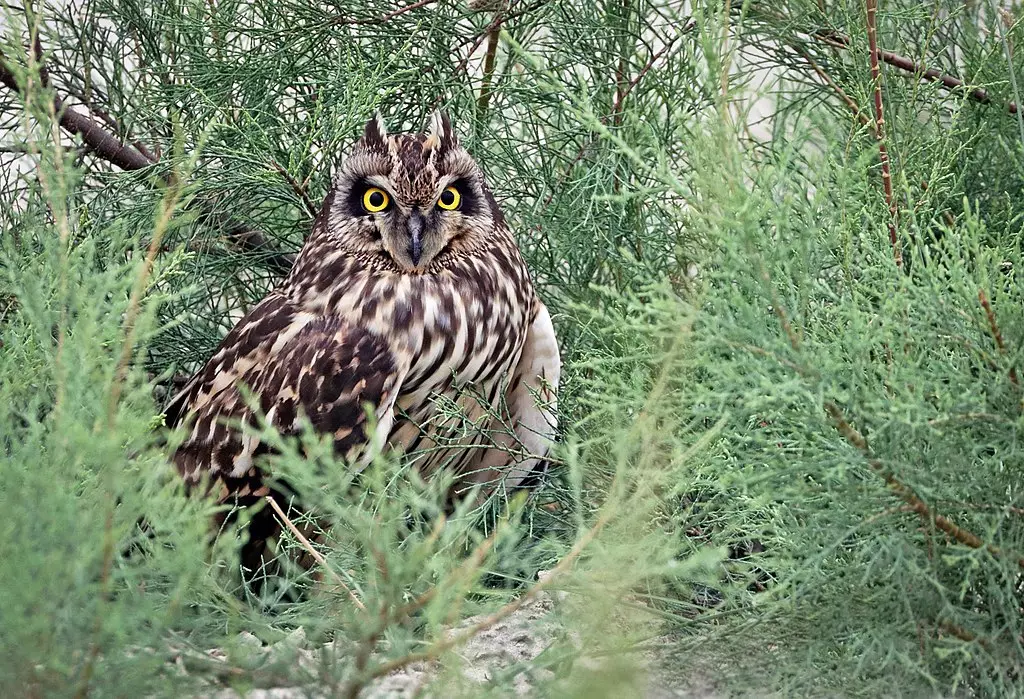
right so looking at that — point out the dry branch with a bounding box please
[812,29,1020,115]
[797,47,874,132]
[864,0,902,269]
[0,49,295,275]
[271,160,318,218]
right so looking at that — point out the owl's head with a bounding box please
[323,111,504,272]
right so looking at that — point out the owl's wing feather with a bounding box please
[167,292,401,500]
[461,300,561,494]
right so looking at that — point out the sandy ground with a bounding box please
[187,589,734,699]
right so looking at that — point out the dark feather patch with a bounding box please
[361,113,388,152]
[167,293,399,487]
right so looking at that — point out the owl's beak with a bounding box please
[407,211,425,265]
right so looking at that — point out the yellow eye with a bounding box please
[362,187,389,213]
[437,185,461,211]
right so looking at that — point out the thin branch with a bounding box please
[613,36,679,117]
[612,0,631,130]
[993,5,1024,143]
[476,15,503,114]
[796,47,874,132]
[265,495,366,611]
[812,29,1019,115]
[0,48,295,275]
[271,160,318,218]
[760,263,1023,569]
[825,401,1024,570]
[978,289,1019,386]
[63,83,159,163]
[333,0,438,25]
[864,0,902,269]
[936,619,991,650]
[0,50,154,171]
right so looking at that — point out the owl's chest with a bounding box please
[327,260,532,397]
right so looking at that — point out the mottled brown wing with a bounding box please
[166,292,401,499]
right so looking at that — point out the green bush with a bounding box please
[2,0,1023,696]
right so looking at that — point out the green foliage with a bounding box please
[3,0,1024,696]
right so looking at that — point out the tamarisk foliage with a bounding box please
[1,0,1023,696]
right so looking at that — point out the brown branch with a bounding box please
[877,48,1014,112]
[825,401,1024,570]
[978,289,1019,386]
[63,83,159,163]
[762,264,803,352]
[612,0,631,130]
[333,0,438,25]
[475,4,503,114]
[271,161,318,218]
[0,48,295,275]
[936,619,991,650]
[760,250,1024,572]
[797,47,874,132]
[865,0,902,269]
[0,51,155,171]
[613,37,679,118]
[812,29,1019,115]
[476,15,503,113]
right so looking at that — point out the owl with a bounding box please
[165,111,560,576]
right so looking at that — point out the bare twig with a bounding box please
[936,619,991,649]
[0,48,295,275]
[451,0,551,82]
[63,83,159,163]
[811,29,1019,115]
[797,47,874,132]
[476,15,503,114]
[265,495,366,611]
[761,263,803,352]
[613,37,678,118]
[978,289,1019,386]
[864,0,901,269]
[0,50,154,171]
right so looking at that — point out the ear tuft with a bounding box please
[361,112,388,150]
[424,110,457,152]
